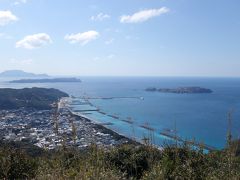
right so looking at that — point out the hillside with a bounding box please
[0,140,240,179]
[0,87,68,110]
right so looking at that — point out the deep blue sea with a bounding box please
[1,77,240,149]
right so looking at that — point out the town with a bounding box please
[0,100,131,150]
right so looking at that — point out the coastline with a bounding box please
[59,98,216,151]
[68,109,141,146]
[58,97,142,146]
[68,106,216,151]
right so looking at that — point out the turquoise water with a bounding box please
[1,77,240,149]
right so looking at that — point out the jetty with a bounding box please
[99,111,107,115]
[121,119,134,124]
[107,114,120,119]
[76,96,144,100]
[67,97,216,151]
[140,124,155,131]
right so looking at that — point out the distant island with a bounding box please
[0,87,68,110]
[10,78,81,83]
[146,87,213,94]
[0,70,49,78]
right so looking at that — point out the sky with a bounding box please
[0,0,240,77]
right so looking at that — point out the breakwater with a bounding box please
[76,96,144,100]
[65,97,217,151]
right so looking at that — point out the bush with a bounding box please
[0,147,38,179]
[0,141,240,179]
[106,144,161,179]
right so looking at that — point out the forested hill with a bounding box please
[0,87,68,110]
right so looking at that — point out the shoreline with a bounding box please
[62,97,152,147]
[69,108,216,151]
[60,97,216,151]
[68,109,141,146]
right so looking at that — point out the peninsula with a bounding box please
[0,87,68,110]
[146,87,213,94]
[10,78,81,83]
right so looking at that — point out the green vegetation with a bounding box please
[0,87,68,110]
[0,88,239,179]
[0,139,240,179]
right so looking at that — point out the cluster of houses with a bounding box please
[0,103,129,149]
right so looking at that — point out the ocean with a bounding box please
[1,76,240,149]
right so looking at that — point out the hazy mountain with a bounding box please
[0,70,49,78]
[10,78,81,83]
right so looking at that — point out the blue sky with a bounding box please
[0,0,240,76]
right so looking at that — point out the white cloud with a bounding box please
[13,0,27,6]
[65,31,99,45]
[120,7,169,23]
[16,33,52,49]
[105,38,114,45]
[0,10,18,26]
[91,13,110,21]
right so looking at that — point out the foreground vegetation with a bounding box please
[0,139,240,179]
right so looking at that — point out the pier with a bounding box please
[99,111,107,115]
[66,97,217,151]
[107,114,120,119]
[76,96,144,100]
[140,124,155,131]
[121,119,134,124]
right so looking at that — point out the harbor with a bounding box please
[63,96,217,151]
